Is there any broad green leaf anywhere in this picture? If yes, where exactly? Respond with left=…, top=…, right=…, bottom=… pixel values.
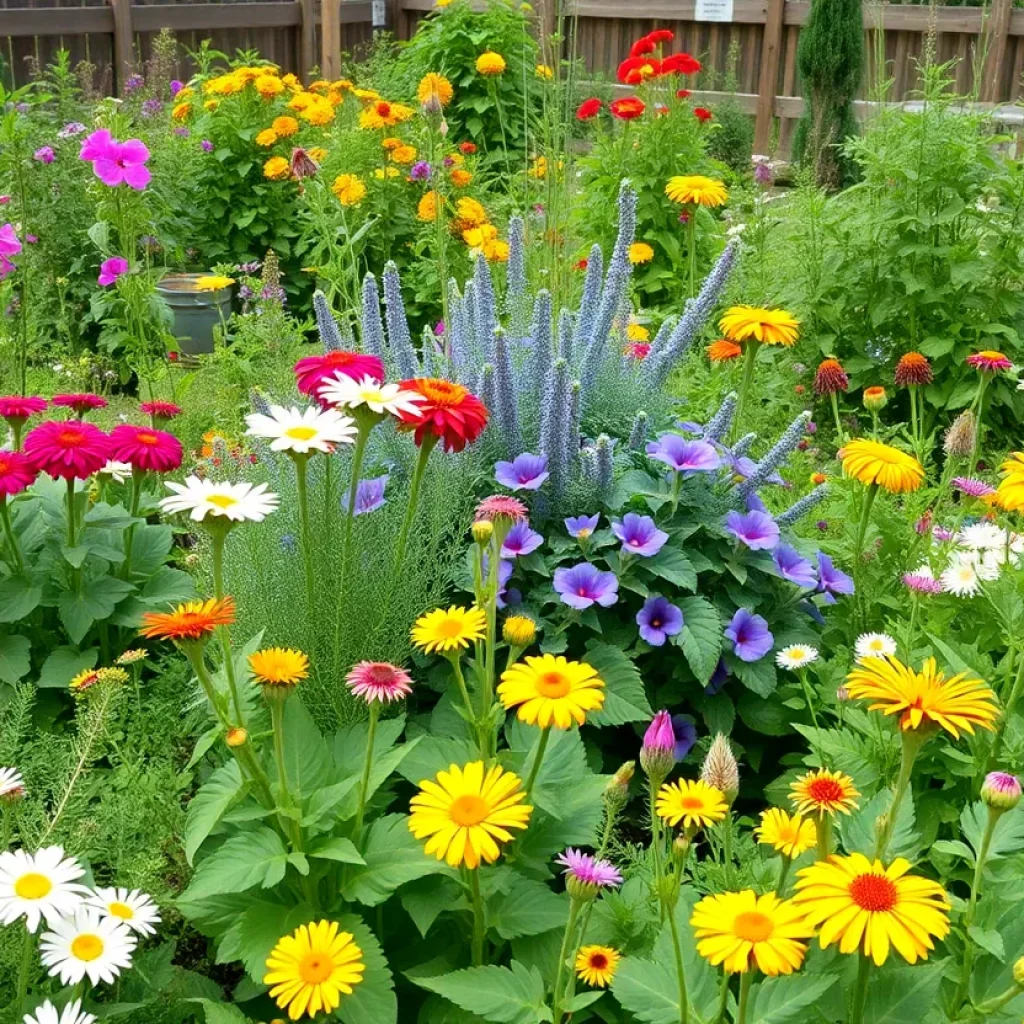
left=401, top=875, right=465, bottom=938
left=280, top=698, right=335, bottom=797
left=584, top=641, right=653, bottom=726
left=728, top=652, right=777, bottom=698
left=57, top=576, right=135, bottom=643
left=0, top=575, right=41, bottom=622
left=968, top=924, right=1005, bottom=962
left=747, top=974, right=837, bottom=1024
left=488, top=875, right=567, bottom=939
left=642, top=547, right=697, bottom=591
left=861, top=963, right=943, bottom=1024
left=840, top=789, right=918, bottom=860
left=188, top=999, right=250, bottom=1024
left=307, top=836, right=364, bottom=864
left=398, top=735, right=477, bottom=786
left=233, top=899, right=313, bottom=982
left=676, top=596, right=721, bottom=685
left=181, top=827, right=288, bottom=900
left=0, top=633, right=31, bottom=685
left=37, top=646, right=97, bottom=689
left=336, top=912, right=397, bottom=1024
left=413, top=962, right=546, bottom=1024
left=611, top=955, right=682, bottom=1024
left=185, top=761, right=247, bottom=865
left=962, top=801, right=1024, bottom=861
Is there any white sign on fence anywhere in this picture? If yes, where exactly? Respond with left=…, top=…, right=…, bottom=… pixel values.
left=694, top=0, right=734, bottom=22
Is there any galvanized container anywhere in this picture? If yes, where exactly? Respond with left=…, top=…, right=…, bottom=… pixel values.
left=156, top=273, right=232, bottom=356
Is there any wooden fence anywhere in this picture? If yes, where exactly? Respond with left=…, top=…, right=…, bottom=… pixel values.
left=0, top=0, right=1021, bottom=157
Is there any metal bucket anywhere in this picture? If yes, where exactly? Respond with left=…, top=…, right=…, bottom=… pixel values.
left=156, top=273, right=232, bottom=356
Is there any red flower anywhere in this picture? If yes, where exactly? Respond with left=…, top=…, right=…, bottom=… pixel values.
left=109, top=423, right=183, bottom=474
left=168, top=351, right=179, bottom=363
left=625, top=342, right=651, bottom=360
left=610, top=97, right=646, bottom=121
left=629, top=37, right=655, bottom=57
left=617, top=56, right=661, bottom=85
left=576, top=97, right=603, bottom=121
left=694, top=107, right=713, bottom=122
left=814, top=359, right=849, bottom=396
left=676, top=89, right=691, bottom=99
left=894, top=352, right=933, bottom=388
left=52, top=393, right=107, bottom=415
left=24, top=420, right=110, bottom=480
left=661, top=53, right=702, bottom=75
left=139, top=400, right=183, bottom=422
left=0, top=395, right=47, bottom=425
left=294, top=351, right=385, bottom=402
left=459, top=141, right=477, bottom=155
left=574, top=258, right=589, bottom=271
left=0, top=449, right=36, bottom=497
left=647, top=28, right=675, bottom=43
left=397, top=377, right=489, bottom=452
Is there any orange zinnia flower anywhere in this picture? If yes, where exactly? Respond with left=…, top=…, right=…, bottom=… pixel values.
left=396, top=378, right=489, bottom=453
left=707, top=340, right=742, bottom=363
left=140, top=597, right=236, bottom=642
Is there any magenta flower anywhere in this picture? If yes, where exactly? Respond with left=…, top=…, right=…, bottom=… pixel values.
left=553, top=562, right=618, bottom=610
left=641, top=709, right=677, bottom=779
left=612, top=512, right=669, bottom=557
left=981, top=771, right=1022, bottom=810
left=725, top=608, right=773, bottom=662
left=98, top=257, right=129, bottom=287
left=170, top=80, right=185, bottom=97
left=0, top=224, right=22, bottom=258
left=201, top=139, right=214, bottom=153
left=903, top=571, right=942, bottom=595
left=81, top=129, right=152, bottom=190
left=33, top=147, right=55, bottom=164
left=345, top=661, right=413, bottom=704
left=725, top=510, right=779, bottom=551
left=953, top=477, right=995, bottom=498
left=495, top=452, right=549, bottom=491
left=556, top=848, right=622, bottom=889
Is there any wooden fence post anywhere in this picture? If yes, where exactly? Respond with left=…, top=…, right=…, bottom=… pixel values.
left=322, top=0, right=341, bottom=80
left=753, top=0, right=786, bottom=155
left=981, top=0, right=1012, bottom=103
left=108, top=0, right=134, bottom=94
left=298, top=0, right=316, bottom=79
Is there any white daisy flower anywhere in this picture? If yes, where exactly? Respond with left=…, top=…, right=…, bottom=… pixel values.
left=854, top=632, right=897, bottom=660
left=97, top=460, right=132, bottom=484
left=958, top=522, right=1007, bottom=551
left=941, top=556, right=981, bottom=597
left=318, top=373, right=425, bottom=418
left=245, top=404, right=356, bottom=455
left=39, top=906, right=137, bottom=986
left=776, top=644, right=818, bottom=670
left=0, top=847, right=89, bottom=932
left=85, top=887, right=160, bottom=937
left=975, top=550, right=1004, bottom=581
left=23, top=998, right=96, bottom=1024
left=0, top=766, right=25, bottom=800
left=159, top=476, right=279, bottom=523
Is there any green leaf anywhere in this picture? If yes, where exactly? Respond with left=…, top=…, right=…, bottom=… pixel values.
left=0, top=575, right=41, bottom=622
left=968, top=924, right=1005, bottom=962
left=0, top=633, right=31, bottom=685
left=488, top=875, right=567, bottom=939
left=583, top=641, right=652, bottom=726
left=861, top=963, right=943, bottom=1024
left=643, top=547, right=697, bottom=591
left=676, top=596, right=721, bottom=685
left=307, top=836, right=364, bottom=864
left=611, top=955, right=682, bottom=1023
left=413, top=962, right=546, bottom=1024
left=280, top=698, right=336, bottom=797
left=185, top=761, right=246, bottom=865
left=335, top=912, right=397, bottom=1024
left=747, top=974, right=837, bottom=1024
left=181, top=827, right=289, bottom=900
left=398, top=735, right=477, bottom=785
left=728, top=653, right=777, bottom=698
left=57, top=577, right=135, bottom=643
left=400, top=875, right=465, bottom=938
left=962, top=801, right=1024, bottom=861
left=232, top=899, right=313, bottom=982
left=187, top=999, right=250, bottom=1024
left=37, top=646, right=97, bottom=689
left=840, top=789, right=918, bottom=860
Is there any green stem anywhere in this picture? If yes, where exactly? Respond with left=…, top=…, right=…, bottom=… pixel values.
left=447, top=654, right=484, bottom=754
left=270, top=698, right=300, bottom=847
left=732, top=342, right=758, bottom=443
left=392, top=435, right=438, bottom=578
left=852, top=483, right=879, bottom=629
left=830, top=390, right=845, bottom=445
left=968, top=376, right=990, bottom=474
left=0, top=498, right=23, bottom=571
left=665, top=898, right=691, bottom=1024
left=523, top=727, right=551, bottom=795
left=735, top=969, right=753, bottom=1024
left=551, top=897, right=582, bottom=1023
left=955, top=806, right=1001, bottom=1010
left=776, top=855, right=792, bottom=897
left=798, top=670, right=825, bottom=764
left=874, top=729, right=925, bottom=860
left=65, top=476, right=80, bottom=592
left=354, top=702, right=380, bottom=842
left=211, top=530, right=245, bottom=728
left=469, top=867, right=486, bottom=967
left=293, top=456, right=317, bottom=615
left=909, top=386, right=920, bottom=456
left=121, top=469, right=144, bottom=580
left=850, top=953, right=871, bottom=1024
left=721, top=812, right=735, bottom=889
left=815, top=814, right=832, bottom=861
left=14, top=927, right=33, bottom=1015
left=686, top=208, right=697, bottom=300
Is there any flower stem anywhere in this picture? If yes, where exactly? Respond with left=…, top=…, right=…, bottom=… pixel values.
left=852, top=483, right=879, bottom=628
left=14, top=927, right=33, bottom=1015
left=665, top=899, right=690, bottom=1024
left=210, top=530, right=245, bottom=728
left=551, top=896, right=582, bottom=1023
left=270, top=697, right=301, bottom=848
left=354, top=702, right=380, bottom=843
left=968, top=376, right=990, bottom=474
left=815, top=814, right=832, bottom=861
left=392, top=435, right=438, bottom=578
left=850, top=953, right=871, bottom=1024
left=469, top=867, right=486, bottom=967
left=332, top=422, right=370, bottom=674
left=0, top=498, right=23, bottom=572
left=829, top=391, right=845, bottom=446
left=955, top=805, right=1001, bottom=1010
left=121, top=469, right=145, bottom=580
left=776, top=854, right=792, bottom=897
left=874, top=728, right=924, bottom=860
left=523, top=727, right=551, bottom=795
left=732, top=341, right=758, bottom=444
left=735, top=969, right=753, bottom=1024
left=293, top=455, right=317, bottom=616
left=686, top=209, right=697, bottom=300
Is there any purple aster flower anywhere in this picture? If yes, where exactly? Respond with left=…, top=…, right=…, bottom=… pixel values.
left=170, top=79, right=185, bottom=97
left=953, top=477, right=995, bottom=498
left=141, top=99, right=164, bottom=118
left=173, top=127, right=190, bottom=138
left=725, top=510, right=779, bottom=551
left=553, top=562, right=618, bottom=610
left=705, top=658, right=728, bottom=695
left=124, top=73, right=144, bottom=93
left=556, top=848, right=622, bottom=889
left=815, top=552, right=854, bottom=604
left=725, top=608, right=773, bottom=662
left=58, top=122, right=87, bottom=139
left=33, top=146, right=54, bottom=164
left=613, top=513, right=669, bottom=557
left=772, top=544, right=817, bottom=588
left=495, top=452, right=549, bottom=491
left=501, top=520, right=543, bottom=558
left=565, top=513, right=599, bottom=539
left=410, top=160, right=432, bottom=181
left=636, top=595, right=683, bottom=646
left=672, top=714, right=697, bottom=759
left=345, top=474, right=387, bottom=515
left=646, top=434, right=720, bottom=475
left=201, top=139, right=214, bottom=153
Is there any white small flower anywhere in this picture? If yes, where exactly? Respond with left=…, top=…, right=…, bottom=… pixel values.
left=22, top=998, right=96, bottom=1024
left=0, top=765, right=24, bottom=799
left=776, top=644, right=818, bottom=670
left=976, top=550, right=1003, bottom=581
left=85, top=887, right=160, bottom=937
left=941, top=555, right=981, bottom=597
left=40, top=906, right=136, bottom=986
left=0, top=847, right=89, bottom=933
left=160, top=476, right=279, bottom=523
left=318, top=373, right=425, bottom=418
left=726, top=223, right=747, bottom=237
left=854, top=633, right=897, bottom=660
left=245, top=404, right=356, bottom=455
left=98, top=460, right=132, bottom=483
left=958, top=522, right=1007, bottom=551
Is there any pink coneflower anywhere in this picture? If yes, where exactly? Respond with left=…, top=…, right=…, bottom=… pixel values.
left=903, top=571, right=943, bottom=595
left=24, top=420, right=110, bottom=480
left=345, top=661, right=413, bottom=703
left=953, top=476, right=996, bottom=498
left=474, top=495, right=529, bottom=522
left=293, top=351, right=385, bottom=401
left=966, top=350, right=1013, bottom=373
left=556, top=848, right=623, bottom=891
left=139, top=400, right=183, bottom=424
left=0, top=395, right=47, bottom=428
left=52, top=393, right=108, bottom=417
left=933, top=525, right=955, bottom=542
left=981, top=771, right=1022, bottom=810
left=108, top=424, right=183, bottom=474
left=0, top=449, right=36, bottom=496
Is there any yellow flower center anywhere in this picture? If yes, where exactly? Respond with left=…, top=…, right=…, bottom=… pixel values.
left=449, top=794, right=490, bottom=826
left=14, top=873, right=52, bottom=899
left=536, top=670, right=572, bottom=698
left=299, top=951, right=334, bottom=983
left=436, top=617, right=467, bottom=639
left=733, top=911, right=774, bottom=942
left=108, top=901, right=135, bottom=920
left=285, top=426, right=319, bottom=441
left=207, top=494, right=238, bottom=509
left=71, top=934, right=105, bottom=961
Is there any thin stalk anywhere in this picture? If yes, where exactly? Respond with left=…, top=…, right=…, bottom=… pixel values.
left=14, top=928, right=33, bottom=1016
left=776, top=855, right=792, bottom=897
left=815, top=814, right=832, bottom=861
left=686, top=209, right=697, bottom=300
left=121, top=469, right=144, bottom=580
left=721, top=813, right=735, bottom=889
left=874, top=729, right=925, bottom=860
left=523, top=727, right=551, bottom=795
left=850, top=953, right=871, bottom=1024
left=665, top=900, right=691, bottom=1024
left=852, top=483, right=880, bottom=628
left=270, top=697, right=301, bottom=850
left=0, top=498, right=23, bottom=571
left=211, top=530, right=246, bottom=728
left=954, top=805, right=1001, bottom=1010
left=551, top=897, right=582, bottom=1023
left=392, top=435, right=438, bottom=578
left=293, top=456, right=317, bottom=615
left=735, top=969, right=753, bottom=1024
left=987, top=653, right=1024, bottom=771
left=909, top=386, right=920, bottom=456
left=797, top=670, right=825, bottom=764
left=469, top=867, right=486, bottom=966
left=967, top=376, right=990, bottom=474
left=353, top=702, right=380, bottom=842
left=829, top=390, right=845, bottom=445
left=732, top=342, right=758, bottom=443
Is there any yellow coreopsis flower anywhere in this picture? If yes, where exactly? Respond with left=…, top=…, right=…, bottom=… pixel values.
left=263, top=156, right=290, bottom=180
left=656, top=779, right=727, bottom=829
left=497, top=653, right=605, bottom=729
left=789, top=768, right=859, bottom=818
left=665, top=175, right=728, bottom=207
left=575, top=946, right=620, bottom=987
left=839, top=439, right=924, bottom=494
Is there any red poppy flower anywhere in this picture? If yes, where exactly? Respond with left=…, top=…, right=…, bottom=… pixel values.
left=617, top=56, right=661, bottom=85
left=648, top=28, right=675, bottom=43
left=629, top=37, right=655, bottom=57
left=109, top=423, right=183, bottom=474
left=574, top=258, right=589, bottom=271
left=661, top=53, right=702, bottom=75
left=459, top=141, right=477, bottom=155
left=694, top=107, right=713, bottom=122
left=576, top=97, right=603, bottom=121
left=396, top=377, right=489, bottom=452
left=294, top=351, right=386, bottom=402
left=676, top=89, right=691, bottom=100
left=610, top=97, right=646, bottom=121
left=24, top=420, right=110, bottom=480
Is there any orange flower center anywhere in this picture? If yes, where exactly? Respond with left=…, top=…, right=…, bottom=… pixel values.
left=0, top=456, right=10, bottom=473
left=536, top=670, right=572, bottom=698
left=299, top=952, right=334, bottom=983
left=732, top=910, right=775, bottom=942
left=978, top=350, right=1005, bottom=360
left=449, top=794, right=489, bottom=826
left=849, top=873, right=898, bottom=912
left=71, top=934, right=105, bottom=961
left=418, top=379, right=468, bottom=407
left=865, top=387, right=885, bottom=398
left=677, top=795, right=705, bottom=811
left=902, top=354, right=926, bottom=366
left=136, top=431, right=159, bottom=445
left=325, top=352, right=358, bottom=367
left=589, top=952, right=608, bottom=970
left=375, top=101, right=391, bottom=116
left=807, top=778, right=844, bottom=805
left=436, top=616, right=467, bottom=638
left=58, top=428, right=85, bottom=446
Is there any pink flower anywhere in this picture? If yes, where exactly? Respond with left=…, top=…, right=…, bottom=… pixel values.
left=52, top=393, right=108, bottom=416
left=0, top=224, right=22, bottom=258
left=966, top=350, right=1013, bottom=374
left=345, top=661, right=413, bottom=704
left=33, top=146, right=54, bottom=164
left=139, top=400, right=182, bottom=423
left=109, top=423, right=183, bottom=474
left=80, top=129, right=115, bottom=162
left=293, top=351, right=385, bottom=399
left=98, top=257, right=129, bottom=287
left=474, top=495, right=529, bottom=522
left=0, top=449, right=36, bottom=497
left=0, top=395, right=47, bottom=425
left=24, top=420, right=110, bottom=480
left=82, top=130, right=152, bottom=190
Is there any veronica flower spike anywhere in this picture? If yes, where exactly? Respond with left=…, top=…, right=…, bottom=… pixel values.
left=612, top=512, right=669, bottom=557
left=495, top=452, right=549, bottom=491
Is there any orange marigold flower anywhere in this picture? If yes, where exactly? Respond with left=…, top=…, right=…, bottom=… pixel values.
left=610, top=97, right=645, bottom=120
left=140, top=597, right=236, bottom=643
left=417, top=190, right=443, bottom=222
left=450, top=168, right=472, bottom=187
left=707, top=340, right=742, bottom=363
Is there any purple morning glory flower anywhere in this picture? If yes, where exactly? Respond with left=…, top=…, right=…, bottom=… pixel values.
left=671, top=714, right=697, bottom=759
left=815, top=552, right=854, bottom=604
left=744, top=490, right=768, bottom=514
left=410, top=161, right=432, bottom=181
left=636, top=595, right=683, bottom=646
left=495, top=452, right=549, bottom=491
left=773, top=545, right=817, bottom=588
left=725, top=510, right=779, bottom=551
left=170, top=79, right=184, bottom=97
left=565, top=513, right=600, bottom=538
left=501, top=521, right=543, bottom=558
left=675, top=420, right=704, bottom=435
left=705, top=658, right=728, bottom=695
left=646, top=434, right=721, bottom=475
left=613, top=513, right=669, bottom=557
left=344, top=474, right=387, bottom=515
left=553, top=562, right=619, bottom=610
left=725, top=608, right=774, bottom=662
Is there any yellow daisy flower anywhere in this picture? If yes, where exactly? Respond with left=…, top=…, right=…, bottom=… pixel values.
left=497, top=653, right=605, bottom=729
left=628, top=242, right=655, bottom=265
left=665, top=175, right=728, bottom=207
left=755, top=808, right=816, bottom=859
left=411, top=605, right=487, bottom=654
left=995, top=452, right=1024, bottom=511
left=789, top=768, right=859, bottom=818
left=194, top=275, right=235, bottom=292
left=655, top=778, right=727, bottom=829
left=575, top=945, right=620, bottom=987
left=839, top=439, right=924, bottom=494
left=249, top=647, right=309, bottom=687
left=718, top=305, right=800, bottom=346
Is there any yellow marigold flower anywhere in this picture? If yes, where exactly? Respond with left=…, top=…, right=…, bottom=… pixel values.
left=463, top=223, right=498, bottom=249
left=455, top=196, right=487, bottom=228
left=719, top=305, right=800, bottom=346
left=690, top=890, right=812, bottom=975
left=204, top=73, right=242, bottom=96
left=656, top=779, right=727, bottom=829
left=789, top=768, right=859, bottom=818
left=628, top=242, right=654, bottom=265
left=374, top=167, right=401, bottom=180
left=195, top=275, right=235, bottom=292
left=332, top=174, right=367, bottom=205
left=793, top=853, right=950, bottom=965
left=358, top=100, right=414, bottom=130
left=418, top=72, right=454, bottom=107
left=301, top=99, right=335, bottom=126
left=289, top=93, right=314, bottom=112
left=417, top=190, right=443, bottom=222
left=755, top=808, right=817, bottom=859
left=497, top=653, right=605, bottom=729
left=175, top=86, right=194, bottom=101
left=845, top=654, right=998, bottom=738
left=272, top=115, right=299, bottom=137
left=575, top=946, right=620, bottom=987
left=204, top=99, right=219, bottom=112
left=255, top=74, right=285, bottom=99
left=249, top=647, right=309, bottom=687
left=450, top=168, right=472, bottom=188
left=281, top=73, right=300, bottom=89
left=390, top=144, right=417, bottom=165
left=308, top=147, right=328, bottom=163
left=476, top=51, right=507, bottom=76
left=408, top=760, right=532, bottom=868
left=626, top=322, right=649, bottom=342
left=255, top=128, right=279, bottom=147
left=309, top=79, right=331, bottom=93
left=233, top=66, right=263, bottom=84
left=665, top=175, right=728, bottom=207
left=411, top=605, right=486, bottom=653
left=352, top=88, right=380, bottom=101
left=264, top=920, right=365, bottom=1019
left=327, top=87, right=346, bottom=107
left=263, top=156, right=291, bottom=180
left=995, top=452, right=1024, bottom=512
left=483, top=239, right=510, bottom=263
left=839, top=439, right=924, bottom=494
left=381, top=137, right=402, bottom=151
left=535, top=63, right=554, bottom=80
left=172, top=102, right=191, bottom=121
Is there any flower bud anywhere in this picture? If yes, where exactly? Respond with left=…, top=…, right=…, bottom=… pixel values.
left=700, top=733, right=739, bottom=804
left=604, top=760, right=635, bottom=809
left=1013, top=956, right=1024, bottom=987
left=862, top=386, right=888, bottom=412
left=945, top=410, right=977, bottom=458
left=640, top=710, right=676, bottom=782
left=226, top=727, right=248, bottom=748
left=672, top=835, right=690, bottom=865
left=566, top=873, right=600, bottom=902
left=981, top=771, right=1022, bottom=812
left=471, top=520, right=493, bottom=545
left=503, top=615, right=536, bottom=648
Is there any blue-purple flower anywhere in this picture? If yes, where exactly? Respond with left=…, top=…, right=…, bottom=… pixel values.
left=646, top=434, right=720, bottom=475
left=636, top=595, right=683, bottom=646
left=501, top=521, right=543, bottom=558
left=200, top=139, right=214, bottom=153
left=706, top=658, right=728, bottom=695
left=815, top=552, right=854, bottom=604
left=773, top=545, right=817, bottom=588
left=410, top=161, right=432, bottom=181
left=725, top=510, right=779, bottom=551
left=671, top=714, right=697, bottom=759
left=170, top=79, right=184, bottom=97
left=344, top=474, right=388, bottom=515
left=553, top=562, right=619, bottom=610
left=565, top=513, right=600, bottom=538
left=612, top=513, right=668, bottom=557
left=724, top=608, right=773, bottom=662
left=495, top=452, right=549, bottom=491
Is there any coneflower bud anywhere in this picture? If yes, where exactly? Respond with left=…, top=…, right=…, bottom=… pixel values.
left=981, top=771, right=1022, bottom=812
left=836, top=685, right=850, bottom=702
left=894, top=351, right=932, bottom=387
left=471, top=520, right=494, bottom=545
left=640, top=710, right=676, bottom=783
left=813, top=358, right=848, bottom=396
left=502, top=615, right=536, bottom=648
left=862, top=386, right=888, bottom=412
left=225, top=727, right=248, bottom=748
left=945, top=410, right=977, bottom=458
left=604, top=760, right=635, bottom=809
left=289, top=147, right=318, bottom=179
left=700, top=733, right=739, bottom=804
